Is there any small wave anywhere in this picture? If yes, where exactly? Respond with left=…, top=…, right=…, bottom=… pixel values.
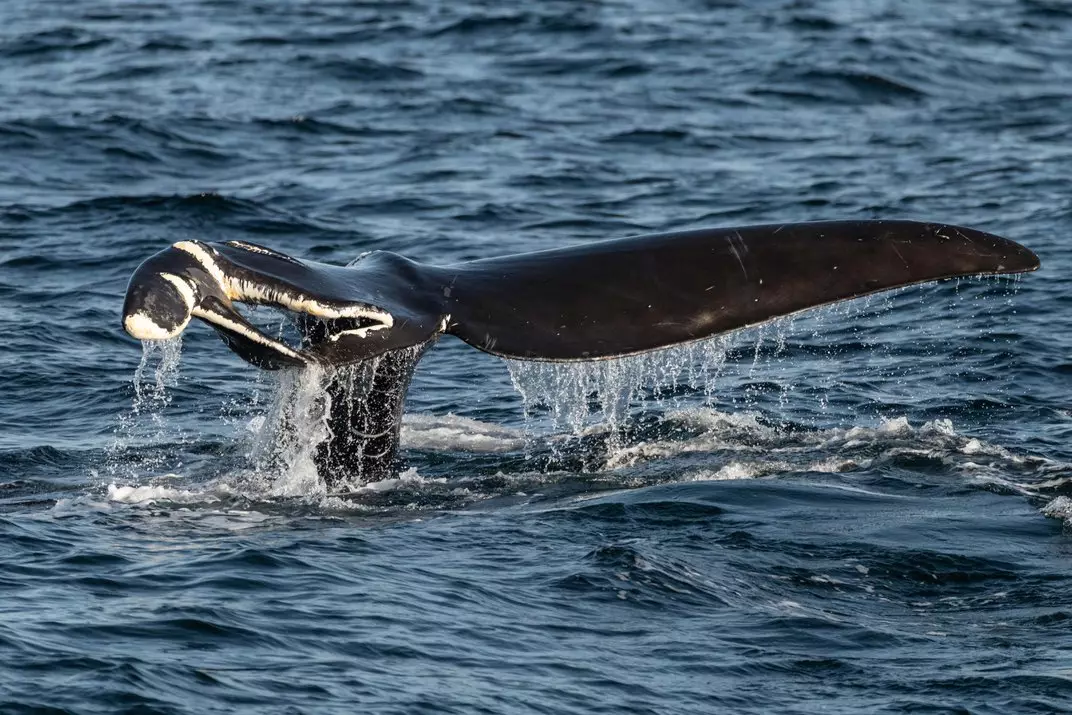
left=756, top=67, right=927, bottom=105
left=251, top=115, right=402, bottom=138
left=138, top=36, right=204, bottom=52
left=1024, top=0, right=1072, bottom=19
left=73, top=488, right=280, bottom=532
left=0, top=445, right=83, bottom=471
left=428, top=14, right=528, bottom=37
left=496, top=54, right=652, bottom=78
left=296, top=55, right=424, bottom=81
left=87, top=63, right=172, bottom=83
left=602, top=128, right=692, bottom=146
left=11, top=192, right=250, bottom=221
left=427, top=10, right=601, bottom=38
left=555, top=543, right=730, bottom=608
left=1, top=27, right=111, bottom=58
left=234, top=28, right=392, bottom=48
left=787, top=15, right=841, bottom=31
left=12, top=190, right=354, bottom=246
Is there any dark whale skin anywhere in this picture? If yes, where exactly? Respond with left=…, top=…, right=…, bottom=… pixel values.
left=121, top=219, right=1040, bottom=484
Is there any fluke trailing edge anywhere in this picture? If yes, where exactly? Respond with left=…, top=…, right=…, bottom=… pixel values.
left=121, top=220, right=1040, bottom=483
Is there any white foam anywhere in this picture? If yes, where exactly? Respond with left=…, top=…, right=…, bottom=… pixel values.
left=698, top=462, right=761, bottom=481
left=107, top=482, right=216, bottom=504
left=666, top=407, right=775, bottom=437
left=1042, top=496, right=1072, bottom=522
left=682, top=454, right=858, bottom=483
left=401, top=413, right=527, bottom=453
left=603, top=406, right=1025, bottom=480
left=845, top=416, right=913, bottom=440
left=806, top=457, right=863, bottom=473
left=921, top=418, right=956, bottom=437
left=351, top=467, right=445, bottom=493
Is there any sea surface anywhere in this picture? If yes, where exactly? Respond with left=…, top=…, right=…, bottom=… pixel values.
left=1, top=1, right=1071, bottom=713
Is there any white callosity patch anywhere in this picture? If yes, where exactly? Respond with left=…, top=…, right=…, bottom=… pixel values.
left=124, top=312, right=177, bottom=341
left=123, top=272, right=196, bottom=340
left=172, top=240, right=230, bottom=287
left=227, top=276, right=394, bottom=325
left=122, top=239, right=402, bottom=361
left=173, top=239, right=394, bottom=328
left=328, top=324, right=390, bottom=341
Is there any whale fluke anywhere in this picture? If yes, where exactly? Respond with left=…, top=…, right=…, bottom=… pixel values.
left=437, top=221, right=1039, bottom=360
left=121, top=220, right=1039, bottom=483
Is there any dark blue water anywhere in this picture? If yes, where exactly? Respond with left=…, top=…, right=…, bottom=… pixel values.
left=2, top=1, right=1072, bottom=712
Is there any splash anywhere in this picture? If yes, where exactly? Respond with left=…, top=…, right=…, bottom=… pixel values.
left=240, top=343, right=427, bottom=495
left=109, top=333, right=430, bottom=503
left=241, top=364, right=333, bottom=496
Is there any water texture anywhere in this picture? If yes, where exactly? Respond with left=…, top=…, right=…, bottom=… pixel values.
left=1, top=1, right=1072, bottom=713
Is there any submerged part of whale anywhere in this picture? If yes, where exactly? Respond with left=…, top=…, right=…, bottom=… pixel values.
left=122, top=221, right=1040, bottom=483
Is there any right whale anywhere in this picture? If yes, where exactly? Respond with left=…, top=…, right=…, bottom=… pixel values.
left=121, top=220, right=1040, bottom=485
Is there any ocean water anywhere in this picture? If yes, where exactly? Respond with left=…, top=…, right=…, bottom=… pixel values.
left=2, top=0, right=1072, bottom=712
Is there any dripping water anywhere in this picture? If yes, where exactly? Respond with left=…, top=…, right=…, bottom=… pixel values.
left=506, top=336, right=736, bottom=469
left=243, top=363, right=334, bottom=497
left=106, top=337, right=186, bottom=480
left=499, top=282, right=1021, bottom=471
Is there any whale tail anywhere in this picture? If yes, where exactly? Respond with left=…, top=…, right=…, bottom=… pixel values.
left=123, top=221, right=1038, bottom=369
left=120, top=220, right=1038, bottom=485
left=438, top=220, right=1039, bottom=361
